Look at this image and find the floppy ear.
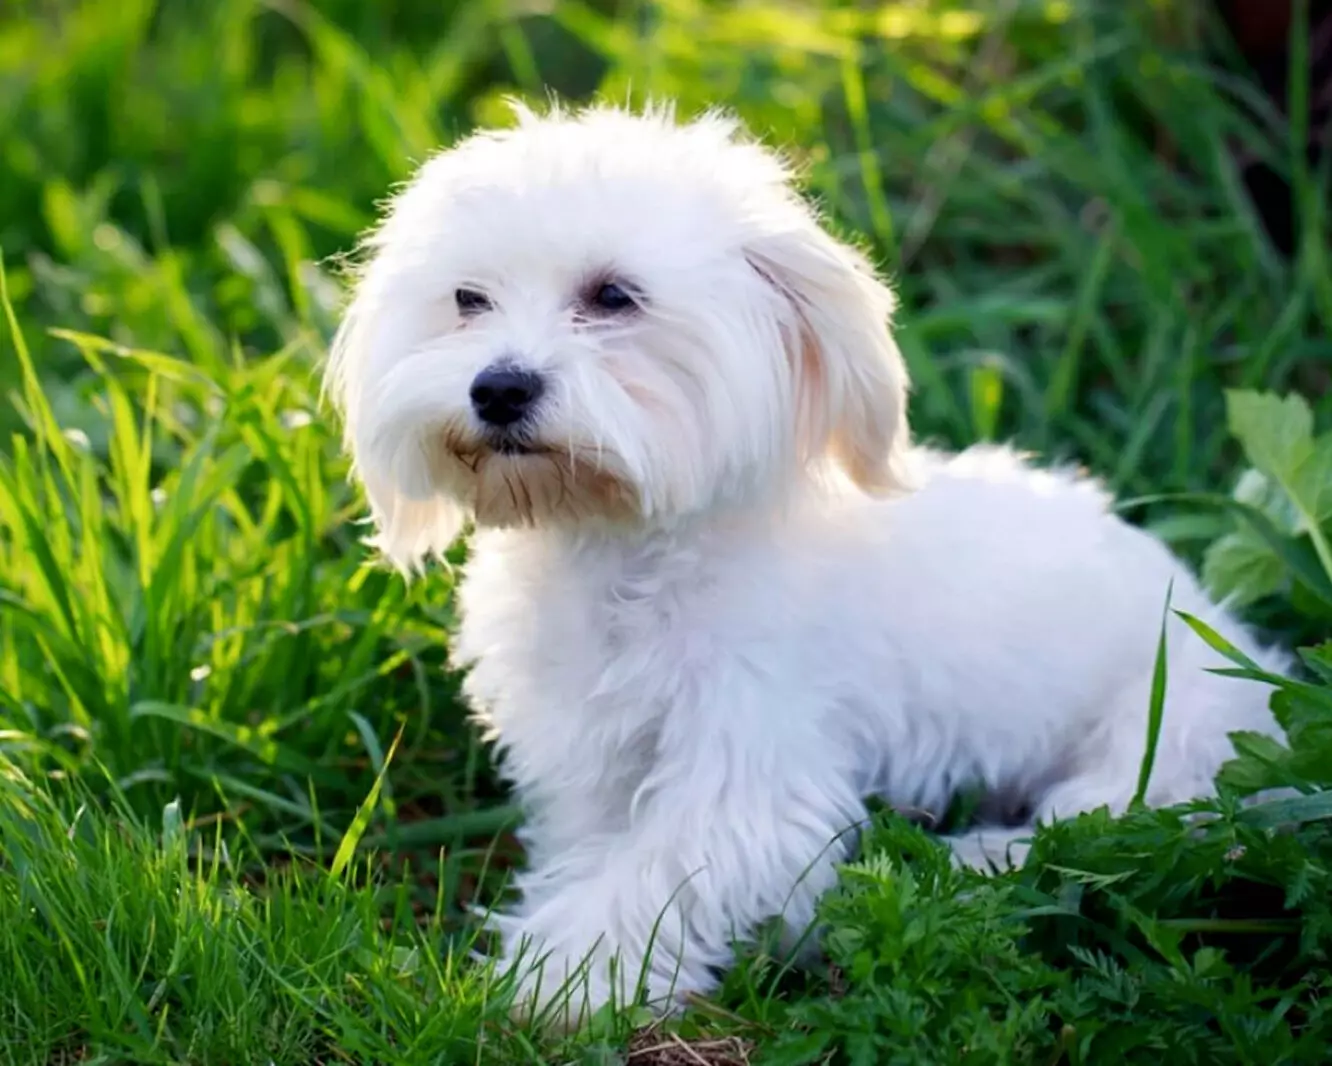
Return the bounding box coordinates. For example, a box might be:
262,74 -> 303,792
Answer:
747,217 -> 911,494
324,289 -> 467,576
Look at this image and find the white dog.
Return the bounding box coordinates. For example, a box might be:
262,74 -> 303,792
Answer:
326,102 -> 1285,1025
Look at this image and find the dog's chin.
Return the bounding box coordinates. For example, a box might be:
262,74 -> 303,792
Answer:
433,432 -> 641,531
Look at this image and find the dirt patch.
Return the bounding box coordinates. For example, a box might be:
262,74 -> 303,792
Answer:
626,1027 -> 754,1066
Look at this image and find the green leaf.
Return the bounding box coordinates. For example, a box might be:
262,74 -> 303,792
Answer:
766,1031 -> 833,1066
1133,583 -> 1172,807
1225,390 -> 1332,589
1218,730 -> 1313,796
1218,750 -> 1284,794
1202,530 -> 1288,607
1120,489 -> 1332,610
1289,434 -> 1332,528
1300,643 -> 1332,684
968,359 -> 1005,441
1226,390 -> 1314,482
329,725 -> 404,881
1232,468 -> 1300,534
1173,610 -> 1267,672
358,807 -> 523,850
1237,791 -> 1332,829
129,701 -> 329,781
1229,730 -> 1296,770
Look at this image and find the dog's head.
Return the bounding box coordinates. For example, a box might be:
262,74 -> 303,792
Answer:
328,102 -> 910,571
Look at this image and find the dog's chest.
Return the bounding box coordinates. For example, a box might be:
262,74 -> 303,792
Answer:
456,534 -> 715,785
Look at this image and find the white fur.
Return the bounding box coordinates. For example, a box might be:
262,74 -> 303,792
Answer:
327,102 -> 1285,1026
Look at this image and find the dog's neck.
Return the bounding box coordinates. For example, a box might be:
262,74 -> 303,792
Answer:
488,477 -> 829,577
471,466 -> 862,588
597,504 -> 777,553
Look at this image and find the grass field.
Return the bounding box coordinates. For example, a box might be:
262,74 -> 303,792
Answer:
2,0 -> 1331,1062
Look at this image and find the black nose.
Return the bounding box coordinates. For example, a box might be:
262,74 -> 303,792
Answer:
469,366 -> 545,427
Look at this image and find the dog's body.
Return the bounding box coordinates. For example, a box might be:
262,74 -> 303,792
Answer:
457,446 -> 1282,1011
327,103 -> 1284,1023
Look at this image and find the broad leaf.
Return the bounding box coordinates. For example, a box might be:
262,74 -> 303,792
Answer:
1226,390 -> 1314,483
1202,529 -> 1287,607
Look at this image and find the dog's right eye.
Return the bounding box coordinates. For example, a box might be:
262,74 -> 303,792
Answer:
455,288 -> 493,315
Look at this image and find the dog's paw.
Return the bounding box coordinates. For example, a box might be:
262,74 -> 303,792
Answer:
496,925 -> 707,1032
500,943 -> 641,1032
946,826 -> 1034,872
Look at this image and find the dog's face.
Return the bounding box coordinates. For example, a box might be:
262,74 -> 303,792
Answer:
328,104 -> 909,570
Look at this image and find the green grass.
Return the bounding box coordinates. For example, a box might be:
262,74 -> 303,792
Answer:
1,0 -> 1331,1062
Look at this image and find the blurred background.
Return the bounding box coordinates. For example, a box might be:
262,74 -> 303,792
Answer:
0,0 -> 1329,895
3,1 -> 1329,459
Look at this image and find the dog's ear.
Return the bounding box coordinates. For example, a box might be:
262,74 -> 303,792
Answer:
325,293 -> 467,576
746,217 -> 910,494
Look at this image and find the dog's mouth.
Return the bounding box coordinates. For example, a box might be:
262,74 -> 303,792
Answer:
428,424 -> 642,527
437,427 -> 552,469
488,433 -> 537,457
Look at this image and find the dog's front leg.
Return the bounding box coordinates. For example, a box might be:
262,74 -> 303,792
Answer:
496,683 -> 865,1028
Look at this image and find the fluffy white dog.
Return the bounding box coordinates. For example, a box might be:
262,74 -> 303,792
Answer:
326,102 -> 1285,1024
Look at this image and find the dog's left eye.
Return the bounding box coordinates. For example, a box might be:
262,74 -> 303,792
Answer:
456,288 -> 493,315
589,281 -> 638,313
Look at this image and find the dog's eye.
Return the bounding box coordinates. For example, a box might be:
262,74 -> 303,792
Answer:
455,288 -> 493,315
589,281 -> 638,314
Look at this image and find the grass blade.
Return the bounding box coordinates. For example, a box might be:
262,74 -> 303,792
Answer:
1132,581 -> 1173,807
330,724 -> 403,881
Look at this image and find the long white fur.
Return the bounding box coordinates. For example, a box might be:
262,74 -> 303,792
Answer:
326,102 -> 1286,1026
